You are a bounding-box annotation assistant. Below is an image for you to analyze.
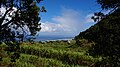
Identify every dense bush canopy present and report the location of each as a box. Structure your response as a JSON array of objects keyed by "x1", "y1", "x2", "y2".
[
  {"x1": 0, "y1": 0, "x2": 46, "y2": 42},
  {"x1": 75, "y1": 0, "x2": 120, "y2": 66}
]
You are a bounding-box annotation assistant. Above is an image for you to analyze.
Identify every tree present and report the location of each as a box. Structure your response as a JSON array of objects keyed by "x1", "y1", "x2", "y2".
[
  {"x1": 91, "y1": 0, "x2": 120, "y2": 22},
  {"x1": 0, "y1": 0, "x2": 46, "y2": 65},
  {"x1": 75, "y1": 0, "x2": 120, "y2": 66},
  {"x1": 0, "y1": 0, "x2": 46, "y2": 42},
  {"x1": 97, "y1": 0, "x2": 120, "y2": 10}
]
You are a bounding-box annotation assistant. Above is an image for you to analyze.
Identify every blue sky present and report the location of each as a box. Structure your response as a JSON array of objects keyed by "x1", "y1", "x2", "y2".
[{"x1": 37, "y1": 0, "x2": 102, "y2": 37}]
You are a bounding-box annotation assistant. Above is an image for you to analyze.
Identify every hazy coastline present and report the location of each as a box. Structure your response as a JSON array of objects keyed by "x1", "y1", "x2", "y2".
[{"x1": 35, "y1": 36, "x2": 74, "y2": 41}]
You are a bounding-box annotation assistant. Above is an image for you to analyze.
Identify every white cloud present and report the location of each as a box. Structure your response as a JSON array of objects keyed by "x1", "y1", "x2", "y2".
[
  {"x1": 40, "y1": 9, "x2": 111, "y2": 37},
  {"x1": 40, "y1": 21, "x2": 71, "y2": 33},
  {"x1": 40, "y1": 8, "x2": 85, "y2": 36},
  {"x1": 0, "y1": 7, "x2": 96, "y2": 37},
  {"x1": 41, "y1": 21, "x2": 59, "y2": 32},
  {"x1": 52, "y1": 9, "x2": 81, "y2": 29}
]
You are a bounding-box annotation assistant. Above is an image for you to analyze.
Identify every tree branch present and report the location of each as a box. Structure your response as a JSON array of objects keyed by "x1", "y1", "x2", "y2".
[
  {"x1": 1, "y1": 8, "x2": 20, "y2": 30},
  {"x1": 0, "y1": 7, "x2": 13, "y2": 26},
  {"x1": 1, "y1": 18, "x2": 14, "y2": 29}
]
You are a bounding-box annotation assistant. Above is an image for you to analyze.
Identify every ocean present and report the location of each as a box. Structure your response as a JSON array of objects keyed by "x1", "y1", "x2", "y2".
[{"x1": 35, "y1": 36, "x2": 74, "y2": 41}]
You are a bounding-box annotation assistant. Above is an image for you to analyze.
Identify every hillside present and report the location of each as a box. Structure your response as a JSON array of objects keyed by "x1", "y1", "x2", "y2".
[
  {"x1": 0, "y1": 41, "x2": 102, "y2": 67},
  {"x1": 75, "y1": 8, "x2": 120, "y2": 66},
  {"x1": 75, "y1": 9, "x2": 120, "y2": 42}
]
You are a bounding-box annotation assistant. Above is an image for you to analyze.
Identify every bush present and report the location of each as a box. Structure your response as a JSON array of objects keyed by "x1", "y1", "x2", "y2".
[
  {"x1": 20, "y1": 45, "x2": 100, "y2": 66},
  {"x1": 75, "y1": 9, "x2": 120, "y2": 66},
  {"x1": 75, "y1": 39, "x2": 94, "y2": 48}
]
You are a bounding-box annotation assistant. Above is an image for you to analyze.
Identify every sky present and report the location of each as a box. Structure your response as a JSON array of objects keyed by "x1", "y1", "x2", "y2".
[
  {"x1": 0, "y1": 0, "x2": 110, "y2": 40},
  {"x1": 37, "y1": 0, "x2": 102, "y2": 38}
]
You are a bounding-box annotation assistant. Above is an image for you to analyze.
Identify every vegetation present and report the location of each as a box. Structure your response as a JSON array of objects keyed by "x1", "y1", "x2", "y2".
[
  {"x1": 0, "y1": 0, "x2": 46, "y2": 65},
  {"x1": 75, "y1": 0, "x2": 120, "y2": 66},
  {"x1": 0, "y1": 0, "x2": 120, "y2": 67},
  {"x1": 0, "y1": 41, "x2": 102, "y2": 67},
  {"x1": 0, "y1": 0, "x2": 46, "y2": 41}
]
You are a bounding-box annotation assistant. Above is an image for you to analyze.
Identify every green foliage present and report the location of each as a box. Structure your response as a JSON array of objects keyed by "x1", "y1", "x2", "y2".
[
  {"x1": 97, "y1": 0, "x2": 120, "y2": 10},
  {"x1": 0, "y1": 42, "x2": 20, "y2": 62},
  {"x1": 0, "y1": 0, "x2": 46, "y2": 66},
  {"x1": 0, "y1": 0, "x2": 46, "y2": 42},
  {"x1": 20, "y1": 43, "x2": 100, "y2": 66},
  {"x1": 0, "y1": 58, "x2": 11, "y2": 67},
  {"x1": 0, "y1": 41, "x2": 102, "y2": 67},
  {"x1": 10, "y1": 54, "x2": 86, "y2": 67},
  {"x1": 76, "y1": 9, "x2": 120, "y2": 66},
  {"x1": 75, "y1": 39, "x2": 94, "y2": 48},
  {"x1": 75, "y1": 0, "x2": 120, "y2": 66},
  {"x1": 91, "y1": 12, "x2": 105, "y2": 22},
  {"x1": 0, "y1": 42, "x2": 8, "y2": 61},
  {"x1": 16, "y1": 54, "x2": 70, "y2": 67}
]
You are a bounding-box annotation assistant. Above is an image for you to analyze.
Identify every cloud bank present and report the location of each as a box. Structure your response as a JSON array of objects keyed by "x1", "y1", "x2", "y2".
[
  {"x1": 39, "y1": 8, "x2": 88, "y2": 37},
  {"x1": 0, "y1": 7, "x2": 96, "y2": 37}
]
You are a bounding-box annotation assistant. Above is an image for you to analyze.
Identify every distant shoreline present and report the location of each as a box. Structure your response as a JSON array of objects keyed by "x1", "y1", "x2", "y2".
[{"x1": 35, "y1": 37, "x2": 74, "y2": 42}]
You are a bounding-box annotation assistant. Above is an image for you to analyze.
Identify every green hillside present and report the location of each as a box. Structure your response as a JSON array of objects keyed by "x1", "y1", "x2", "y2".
[
  {"x1": 0, "y1": 41, "x2": 102, "y2": 67},
  {"x1": 75, "y1": 8, "x2": 120, "y2": 66}
]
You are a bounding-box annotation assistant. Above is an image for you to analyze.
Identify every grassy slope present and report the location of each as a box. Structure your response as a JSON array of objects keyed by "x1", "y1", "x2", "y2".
[{"x1": 0, "y1": 41, "x2": 102, "y2": 67}]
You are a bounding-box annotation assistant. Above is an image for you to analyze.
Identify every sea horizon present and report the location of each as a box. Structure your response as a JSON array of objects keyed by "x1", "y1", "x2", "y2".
[{"x1": 35, "y1": 36, "x2": 74, "y2": 41}]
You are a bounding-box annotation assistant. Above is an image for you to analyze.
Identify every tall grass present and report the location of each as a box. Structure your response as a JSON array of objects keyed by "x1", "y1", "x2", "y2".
[
  {"x1": 20, "y1": 45, "x2": 100, "y2": 66},
  {"x1": 1, "y1": 41, "x2": 102, "y2": 67},
  {"x1": 12, "y1": 54, "x2": 83, "y2": 67}
]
